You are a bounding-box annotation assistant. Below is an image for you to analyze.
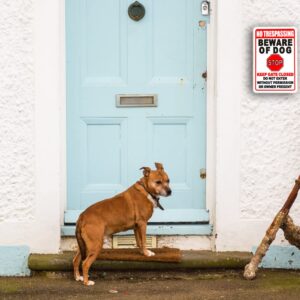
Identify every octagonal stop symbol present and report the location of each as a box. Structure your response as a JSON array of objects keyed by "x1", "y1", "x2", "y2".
[{"x1": 267, "y1": 54, "x2": 284, "y2": 71}]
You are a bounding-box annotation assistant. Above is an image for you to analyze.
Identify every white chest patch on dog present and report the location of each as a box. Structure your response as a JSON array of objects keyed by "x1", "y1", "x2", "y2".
[{"x1": 147, "y1": 194, "x2": 157, "y2": 208}]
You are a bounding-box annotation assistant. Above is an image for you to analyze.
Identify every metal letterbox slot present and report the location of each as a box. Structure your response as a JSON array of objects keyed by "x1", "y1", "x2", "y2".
[{"x1": 116, "y1": 94, "x2": 157, "y2": 107}]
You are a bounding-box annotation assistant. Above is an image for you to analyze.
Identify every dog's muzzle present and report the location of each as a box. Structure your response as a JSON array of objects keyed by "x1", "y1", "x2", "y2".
[{"x1": 166, "y1": 188, "x2": 172, "y2": 196}]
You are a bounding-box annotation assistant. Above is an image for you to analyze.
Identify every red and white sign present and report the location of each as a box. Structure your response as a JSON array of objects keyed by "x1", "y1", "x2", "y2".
[{"x1": 253, "y1": 27, "x2": 297, "y2": 93}]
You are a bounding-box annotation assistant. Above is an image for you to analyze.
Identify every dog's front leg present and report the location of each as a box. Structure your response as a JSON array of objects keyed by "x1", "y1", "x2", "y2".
[
  {"x1": 134, "y1": 227, "x2": 142, "y2": 249},
  {"x1": 137, "y1": 222, "x2": 155, "y2": 257}
]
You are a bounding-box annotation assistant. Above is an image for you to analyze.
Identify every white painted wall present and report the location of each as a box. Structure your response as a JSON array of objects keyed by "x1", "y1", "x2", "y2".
[
  {"x1": 0, "y1": 0, "x2": 63, "y2": 253},
  {"x1": 0, "y1": 0, "x2": 299, "y2": 253},
  {"x1": 0, "y1": 1, "x2": 35, "y2": 223},
  {"x1": 215, "y1": 0, "x2": 300, "y2": 251}
]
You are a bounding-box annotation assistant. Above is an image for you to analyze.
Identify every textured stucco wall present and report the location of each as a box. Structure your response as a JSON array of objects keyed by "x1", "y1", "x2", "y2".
[
  {"x1": 215, "y1": 0, "x2": 300, "y2": 251},
  {"x1": 0, "y1": 0, "x2": 35, "y2": 222},
  {"x1": 0, "y1": 0, "x2": 61, "y2": 255},
  {"x1": 240, "y1": 0, "x2": 300, "y2": 220}
]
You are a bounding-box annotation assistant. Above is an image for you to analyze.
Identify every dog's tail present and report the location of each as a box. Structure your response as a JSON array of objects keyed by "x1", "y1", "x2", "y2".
[{"x1": 75, "y1": 216, "x2": 87, "y2": 261}]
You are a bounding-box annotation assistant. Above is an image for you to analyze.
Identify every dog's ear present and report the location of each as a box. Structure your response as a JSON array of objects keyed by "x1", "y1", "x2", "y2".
[
  {"x1": 140, "y1": 167, "x2": 151, "y2": 177},
  {"x1": 155, "y1": 162, "x2": 164, "y2": 171}
]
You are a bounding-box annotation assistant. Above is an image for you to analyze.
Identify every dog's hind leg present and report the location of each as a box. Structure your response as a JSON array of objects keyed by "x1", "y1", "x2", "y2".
[
  {"x1": 73, "y1": 249, "x2": 83, "y2": 282},
  {"x1": 82, "y1": 226, "x2": 104, "y2": 286}
]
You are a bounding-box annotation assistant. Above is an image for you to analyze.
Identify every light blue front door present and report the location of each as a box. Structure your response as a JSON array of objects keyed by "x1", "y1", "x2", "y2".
[{"x1": 65, "y1": 0, "x2": 210, "y2": 234}]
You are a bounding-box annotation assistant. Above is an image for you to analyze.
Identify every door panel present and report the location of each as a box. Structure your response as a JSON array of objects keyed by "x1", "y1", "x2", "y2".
[{"x1": 66, "y1": 0, "x2": 209, "y2": 231}]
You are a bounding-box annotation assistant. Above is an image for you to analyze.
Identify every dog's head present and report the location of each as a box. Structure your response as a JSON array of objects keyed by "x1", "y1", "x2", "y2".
[{"x1": 140, "y1": 162, "x2": 172, "y2": 197}]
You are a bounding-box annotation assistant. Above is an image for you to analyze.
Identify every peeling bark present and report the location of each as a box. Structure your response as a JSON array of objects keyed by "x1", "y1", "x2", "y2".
[{"x1": 281, "y1": 215, "x2": 300, "y2": 249}]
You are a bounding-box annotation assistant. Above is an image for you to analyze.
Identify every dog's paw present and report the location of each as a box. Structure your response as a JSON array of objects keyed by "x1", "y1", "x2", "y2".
[
  {"x1": 75, "y1": 275, "x2": 83, "y2": 282},
  {"x1": 84, "y1": 280, "x2": 95, "y2": 286},
  {"x1": 144, "y1": 249, "x2": 155, "y2": 257}
]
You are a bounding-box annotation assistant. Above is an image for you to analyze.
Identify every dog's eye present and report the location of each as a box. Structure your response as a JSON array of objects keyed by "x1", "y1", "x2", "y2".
[
  {"x1": 155, "y1": 181, "x2": 162, "y2": 185},
  {"x1": 166, "y1": 179, "x2": 170, "y2": 183}
]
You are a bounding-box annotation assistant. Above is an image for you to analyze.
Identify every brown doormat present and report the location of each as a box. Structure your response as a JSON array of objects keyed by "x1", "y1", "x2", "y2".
[{"x1": 97, "y1": 248, "x2": 182, "y2": 263}]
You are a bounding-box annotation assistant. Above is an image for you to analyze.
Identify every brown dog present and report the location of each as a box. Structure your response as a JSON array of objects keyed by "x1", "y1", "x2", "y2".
[{"x1": 73, "y1": 162, "x2": 171, "y2": 285}]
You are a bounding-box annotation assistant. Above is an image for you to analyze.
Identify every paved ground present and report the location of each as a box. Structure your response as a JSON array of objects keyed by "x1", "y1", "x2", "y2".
[{"x1": 1, "y1": 270, "x2": 300, "y2": 300}]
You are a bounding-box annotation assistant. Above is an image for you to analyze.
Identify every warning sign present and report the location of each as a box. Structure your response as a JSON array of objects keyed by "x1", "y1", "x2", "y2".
[{"x1": 253, "y1": 27, "x2": 297, "y2": 93}]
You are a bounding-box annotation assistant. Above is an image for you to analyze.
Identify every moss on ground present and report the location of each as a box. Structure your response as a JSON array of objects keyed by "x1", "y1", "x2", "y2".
[
  {"x1": 258, "y1": 270, "x2": 300, "y2": 290},
  {"x1": 0, "y1": 279, "x2": 22, "y2": 294},
  {"x1": 2, "y1": 270, "x2": 300, "y2": 300}
]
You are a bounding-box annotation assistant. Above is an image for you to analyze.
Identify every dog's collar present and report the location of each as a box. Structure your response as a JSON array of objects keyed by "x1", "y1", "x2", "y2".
[{"x1": 136, "y1": 181, "x2": 164, "y2": 210}]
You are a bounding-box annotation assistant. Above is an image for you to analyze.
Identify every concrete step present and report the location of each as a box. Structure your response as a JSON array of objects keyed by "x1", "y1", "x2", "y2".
[{"x1": 29, "y1": 251, "x2": 252, "y2": 272}]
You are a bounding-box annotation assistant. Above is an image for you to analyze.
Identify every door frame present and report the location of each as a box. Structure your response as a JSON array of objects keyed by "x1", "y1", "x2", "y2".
[{"x1": 34, "y1": 0, "x2": 217, "y2": 241}]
